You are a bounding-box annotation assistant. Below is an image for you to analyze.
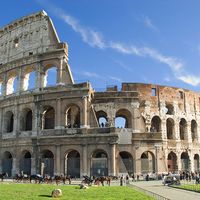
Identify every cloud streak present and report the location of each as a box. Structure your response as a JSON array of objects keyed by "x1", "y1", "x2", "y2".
[{"x1": 36, "y1": 0, "x2": 200, "y2": 87}]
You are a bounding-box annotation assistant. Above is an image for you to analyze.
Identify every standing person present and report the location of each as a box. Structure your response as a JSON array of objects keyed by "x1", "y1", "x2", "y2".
[
  {"x1": 126, "y1": 175, "x2": 129, "y2": 184},
  {"x1": 120, "y1": 175, "x2": 123, "y2": 186},
  {"x1": 132, "y1": 174, "x2": 135, "y2": 182}
]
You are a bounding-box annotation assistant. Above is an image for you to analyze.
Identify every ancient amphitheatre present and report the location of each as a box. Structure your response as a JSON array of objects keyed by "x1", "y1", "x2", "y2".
[{"x1": 0, "y1": 10, "x2": 199, "y2": 179}]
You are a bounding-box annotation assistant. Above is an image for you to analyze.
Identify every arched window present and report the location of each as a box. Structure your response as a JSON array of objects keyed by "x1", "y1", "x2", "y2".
[
  {"x1": 2, "y1": 151, "x2": 13, "y2": 177},
  {"x1": 96, "y1": 110, "x2": 108, "y2": 127},
  {"x1": 141, "y1": 151, "x2": 155, "y2": 174},
  {"x1": 44, "y1": 67, "x2": 57, "y2": 87},
  {"x1": 0, "y1": 82, "x2": 2, "y2": 96},
  {"x1": 115, "y1": 109, "x2": 132, "y2": 128},
  {"x1": 150, "y1": 116, "x2": 161, "y2": 132},
  {"x1": 23, "y1": 71, "x2": 36, "y2": 90},
  {"x1": 91, "y1": 150, "x2": 108, "y2": 176},
  {"x1": 166, "y1": 103, "x2": 174, "y2": 115},
  {"x1": 179, "y1": 118, "x2": 187, "y2": 140},
  {"x1": 20, "y1": 109, "x2": 32, "y2": 131},
  {"x1": 7, "y1": 76, "x2": 18, "y2": 95},
  {"x1": 65, "y1": 105, "x2": 80, "y2": 128},
  {"x1": 4, "y1": 111, "x2": 14, "y2": 133},
  {"x1": 191, "y1": 120, "x2": 197, "y2": 141},
  {"x1": 119, "y1": 151, "x2": 133, "y2": 176},
  {"x1": 167, "y1": 152, "x2": 177, "y2": 173},
  {"x1": 181, "y1": 152, "x2": 189, "y2": 171},
  {"x1": 166, "y1": 118, "x2": 175, "y2": 139},
  {"x1": 65, "y1": 150, "x2": 80, "y2": 178},
  {"x1": 42, "y1": 106, "x2": 55, "y2": 129},
  {"x1": 41, "y1": 150, "x2": 54, "y2": 176}
]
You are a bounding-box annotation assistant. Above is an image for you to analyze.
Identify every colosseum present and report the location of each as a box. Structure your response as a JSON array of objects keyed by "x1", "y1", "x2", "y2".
[{"x1": 0, "y1": 11, "x2": 199, "y2": 178}]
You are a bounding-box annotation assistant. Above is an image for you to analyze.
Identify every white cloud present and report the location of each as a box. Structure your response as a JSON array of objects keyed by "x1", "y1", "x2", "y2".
[
  {"x1": 143, "y1": 16, "x2": 158, "y2": 31},
  {"x1": 82, "y1": 71, "x2": 103, "y2": 79},
  {"x1": 177, "y1": 74, "x2": 200, "y2": 86}
]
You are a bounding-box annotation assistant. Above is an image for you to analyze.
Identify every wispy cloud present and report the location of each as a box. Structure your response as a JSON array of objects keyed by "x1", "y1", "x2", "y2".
[
  {"x1": 35, "y1": 0, "x2": 200, "y2": 87},
  {"x1": 109, "y1": 76, "x2": 123, "y2": 82},
  {"x1": 143, "y1": 16, "x2": 158, "y2": 31}
]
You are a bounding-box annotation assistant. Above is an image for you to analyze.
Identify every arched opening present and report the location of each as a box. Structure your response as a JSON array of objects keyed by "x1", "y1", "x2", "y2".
[
  {"x1": 23, "y1": 71, "x2": 36, "y2": 90},
  {"x1": 65, "y1": 150, "x2": 80, "y2": 178},
  {"x1": 181, "y1": 152, "x2": 190, "y2": 171},
  {"x1": 191, "y1": 120, "x2": 198, "y2": 141},
  {"x1": 41, "y1": 150, "x2": 54, "y2": 176},
  {"x1": 91, "y1": 150, "x2": 108, "y2": 176},
  {"x1": 179, "y1": 118, "x2": 187, "y2": 140},
  {"x1": 141, "y1": 151, "x2": 155, "y2": 174},
  {"x1": 20, "y1": 109, "x2": 32, "y2": 131},
  {"x1": 20, "y1": 151, "x2": 31, "y2": 175},
  {"x1": 65, "y1": 105, "x2": 80, "y2": 128},
  {"x1": 4, "y1": 111, "x2": 14, "y2": 133},
  {"x1": 166, "y1": 103, "x2": 174, "y2": 115},
  {"x1": 166, "y1": 118, "x2": 175, "y2": 139},
  {"x1": 150, "y1": 116, "x2": 161, "y2": 132},
  {"x1": 194, "y1": 154, "x2": 200, "y2": 172},
  {"x1": 96, "y1": 110, "x2": 108, "y2": 127},
  {"x1": 7, "y1": 76, "x2": 18, "y2": 95},
  {"x1": 2, "y1": 151, "x2": 13, "y2": 177},
  {"x1": 119, "y1": 151, "x2": 133, "y2": 176},
  {"x1": 0, "y1": 82, "x2": 2, "y2": 96},
  {"x1": 167, "y1": 152, "x2": 177, "y2": 173},
  {"x1": 115, "y1": 109, "x2": 132, "y2": 128},
  {"x1": 44, "y1": 67, "x2": 57, "y2": 87},
  {"x1": 42, "y1": 106, "x2": 55, "y2": 129}
]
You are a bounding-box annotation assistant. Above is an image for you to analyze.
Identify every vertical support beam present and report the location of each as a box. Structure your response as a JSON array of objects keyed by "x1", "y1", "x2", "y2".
[
  {"x1": 31, "y1": 157, "x2": 36, "y2": 174},
  {"x1": 2, "y1": 73, "x2": 7, "y2": 96},
  {"x1": 109, "y1": 144, "x2": 116, "y2": 176},
  {"x1": 81, "y1": 96, "x2": 88, "y2": 128},
  {"x1": 55, "y1": 145, "x2": 61, "y2": 175},
  {"x1": 35, "y1": 63, "x2": 44, "y2": 90},
  {"x1": 55, "y1": 98, "x2": 63, "y2": 129},
  {"x1": 81, "y1": 144, "x2": 88, "y2": 177}
]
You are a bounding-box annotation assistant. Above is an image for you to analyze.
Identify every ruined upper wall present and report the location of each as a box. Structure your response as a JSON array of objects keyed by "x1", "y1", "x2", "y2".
[{"x1": 0, "y1": 10, "x2": 61, "y2": 64}]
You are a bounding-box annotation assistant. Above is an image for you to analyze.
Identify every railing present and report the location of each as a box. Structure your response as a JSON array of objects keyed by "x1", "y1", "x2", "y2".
[{"x1": 128, "y1": 183, "x2": 170, "y2": 200}]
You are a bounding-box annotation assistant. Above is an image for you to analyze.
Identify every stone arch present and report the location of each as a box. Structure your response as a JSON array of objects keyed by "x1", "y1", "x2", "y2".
[
  {"x1": 19, "y1": 151, "x2": 31, "y2": 175},
  {"x1": 166, "y1": 118, "x2": 175, "y2": 139},
  {"x1": 181, "y1": 152, "x2": 190, "y2": 171},
  {"x1": 150, "y1": 116, "x2": 161, "y2": 132},
  {"x1": 44, "y1": 66, "x2": 57, "y2": 87},
  {"x1": 194, "y1": 154, "x2": 200, "y2": 172},
  {"x1": 65, "y1": 150, "x2": 80, "y2": 178},
  {"x1": 166, "y1": 103, "x2": 174, "y2": 115},
  {"x1": 4, "y1": 111, "x2": 14, "y2": 133},
  {"x1": 6, "y1": 76, "x2": 18, "y2": 95},
  {"x1": 23, "y1": 67, "x2": 36, "y2": 91},
  {"x1": 191, "y1": 120, "x2": 198, "y2": 141},
  {"x1": 2, "y1": 151, "x2": 13, "y2": 177},
  {"x1": 141, "y1": 151, "x2": 155, "y2": 174},
  {"x1": 115, "y1": 108, "x2": 132, "y2": 128},
  {"x1": 179, "y1": 118, "x2": 187, "y2": 140},
  {"x1": 167, "y1": 151, "x2": 177, "y2": 173},
  {"x1": 65, "y1": 104, "x2": 80, "y2": 128},
  {"x1": 91, "y1": 149, "x2": 108, "y2": 176},
  {"x1": 42, "y1": 106, "x2": 55, "y2": 129},
  {"x1": 41, "y1": 150, "x2": 54, "y2": 176},
  {"x1": 96, "y1": 110, "x2": 108, "y2": 127},
  {"x1": 20, "y1": 108, "x2": 33, "y2": 131},
  {"x1": 119, "y1": 151, "x2": 133, "y2": 176}
]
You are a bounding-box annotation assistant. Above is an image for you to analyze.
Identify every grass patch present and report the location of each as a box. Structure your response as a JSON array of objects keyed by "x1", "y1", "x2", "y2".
[
  {"x1": 172, "y1": 184, "x2": 200, "y2": 193},
  {"x1": 0, "y1": 183, "x2": 154, "y2": 200}
]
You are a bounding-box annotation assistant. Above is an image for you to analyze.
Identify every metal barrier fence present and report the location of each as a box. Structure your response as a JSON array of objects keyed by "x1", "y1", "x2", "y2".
[{"x1": 128, "y1": 183, "x2": 170, "y2": 200}]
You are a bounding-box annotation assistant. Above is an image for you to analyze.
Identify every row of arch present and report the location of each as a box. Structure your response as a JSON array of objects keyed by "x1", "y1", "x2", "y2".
[
  {"x1": 3, "y1": 104, "x2": 81, "y2": 133},
  {"x1": 2, "y1": 149, "x2": 199, "y2": 177},
  {"x1": 0, "y1": 66, "x2": 57, "y2": 95}
]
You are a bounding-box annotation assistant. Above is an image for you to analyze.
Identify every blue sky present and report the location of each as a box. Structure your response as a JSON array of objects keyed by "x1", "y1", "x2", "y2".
[{"x1": 1, "y1": 0, "x2": 200, "y2": 91}]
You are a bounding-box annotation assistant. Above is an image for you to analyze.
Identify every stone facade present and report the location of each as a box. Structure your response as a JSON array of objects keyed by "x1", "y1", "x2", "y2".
[{"x1": 0, "y1": 11, "x2": 199, "y2": 178}]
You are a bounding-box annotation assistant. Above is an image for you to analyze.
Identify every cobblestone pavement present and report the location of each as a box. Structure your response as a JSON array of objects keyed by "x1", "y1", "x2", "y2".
[{"x1": 130, "y1": 180, "x2": 200, "y2": 200}]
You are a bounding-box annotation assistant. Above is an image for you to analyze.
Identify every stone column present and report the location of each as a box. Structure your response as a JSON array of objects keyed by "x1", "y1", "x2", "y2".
[
  {"x1": 176, "y1": 153, "x2": 182, "y2": 171},
  {"x1": 31, "y1": 157, "x2": 36, "y2": 174},
  {"x1": 81, "y1": 145, "x2": 88, "y2": 177},
  {"x1": 109, "y1": 144, "x2": 116, "y2": 176},
  {"x1": 17, "y1": 67, "x2": 24, "y2": 93},
  {"x1": 55, "y1": 98, "x2": 64, "y2": 129},
  {"x1": 81, "y1": 96, "x2": 88, "y2": 128},
  {"x1": 12, "y1": 157, "x2": 19, "y2": 176},
  {"x1": 55, "y1": 145, "x2": 61, "y2": 175},
  {"x1": 187, "y1": 120, "x2": 192, "y2": 143},
  {"x1": 35, "y1": 63, "x2": 44, "y2": 90},
  {"x1": 175, "y1": 121, "x2": 180, "y2": 140},
  {"x1": 13, "y1": 104, "x2": 19, "y2": 135},
  {"x1": 161, "y1": 120, "x2": 167, "y2": 140},
  {"x1": 2, "y1": 73, "x2": 7, "y2": 96},
  {"x1": 0, "y1": 159, "x2": 2, "y2": 173}
]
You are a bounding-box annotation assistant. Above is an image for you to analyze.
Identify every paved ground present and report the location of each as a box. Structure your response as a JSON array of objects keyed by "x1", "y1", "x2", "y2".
[{"x1": 130, "y1": 180, "x2": 200, "y2": 200}]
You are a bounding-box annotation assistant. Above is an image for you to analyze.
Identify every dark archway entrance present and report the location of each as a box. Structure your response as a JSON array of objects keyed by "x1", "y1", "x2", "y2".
[
  {"x1": 65, "y1": 150, "x2": 80, "y2": 178},
  {"x1": 167, "y1": 152, "x2": 177, "y2": 173},
  {"x1": 119, "y1": 151, "x2": 133, "y2": 176},
  {"x1": 91, "y1": 150, "x2": 108, "y2": 176},
  {"x1": 181, "y1": 152, "x2": 190, "y2": 171},
  {"x1": 2, "y1": 151, "x2": 13, "y2": 177},
  {"x1": 141, "y1": 151, "x2": 155, "y2": 174},
  {"x1": 20, "y1": 151, "x2": 31, "y2": 175},
  {"x1": 41, "y1": 150, "x2": 54, "y2": 176}
]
